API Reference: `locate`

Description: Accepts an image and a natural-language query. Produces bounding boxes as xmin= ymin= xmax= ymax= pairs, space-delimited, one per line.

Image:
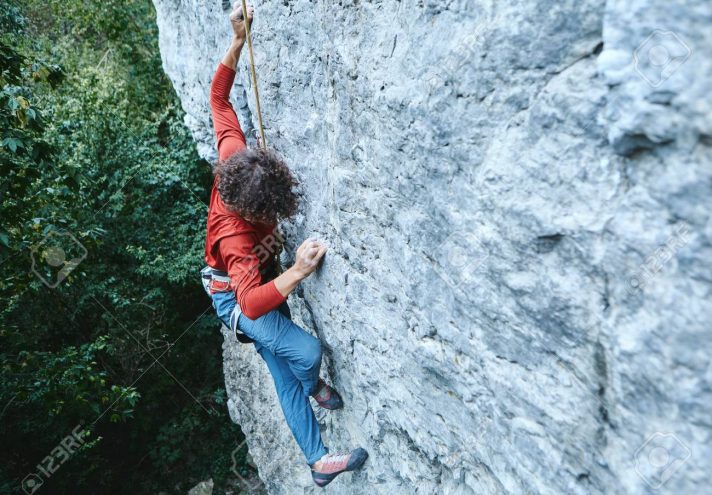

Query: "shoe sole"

xmin=312 ymin=449 xmax=368 ymax=487
xmin=318 ymin=397 xmax=344 ymax=410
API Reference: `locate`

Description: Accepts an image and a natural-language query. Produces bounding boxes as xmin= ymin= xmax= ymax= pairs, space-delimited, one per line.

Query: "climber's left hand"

xmin=230 ymin=2 xmax=254 ymax=40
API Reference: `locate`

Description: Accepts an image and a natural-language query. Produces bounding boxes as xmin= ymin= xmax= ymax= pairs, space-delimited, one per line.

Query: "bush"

xmin=1 ymin=1 xmax=245 ymax=493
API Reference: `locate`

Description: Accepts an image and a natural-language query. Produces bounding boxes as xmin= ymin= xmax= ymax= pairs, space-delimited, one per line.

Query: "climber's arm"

xmin=224 ymin=2 xmax=253 ymax=68
xmin=221 ymin=234 xmax=286 ymax=320
xmin=222 ymin=235 xmax=327 ymax=320
xmin=210 ymin=63 xmax=246 ymax=160
xmin=220 ymin=35 xmax=245 ymax=71
xmin=209 ymin=3 xmax=254 ymax=160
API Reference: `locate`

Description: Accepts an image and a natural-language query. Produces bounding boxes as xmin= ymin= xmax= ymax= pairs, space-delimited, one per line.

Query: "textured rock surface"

xmin=152 ymin=1 xmax=711 ymax=493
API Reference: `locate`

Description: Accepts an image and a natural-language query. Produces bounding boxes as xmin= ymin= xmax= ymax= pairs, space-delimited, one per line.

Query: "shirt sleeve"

xmin=210 ymin=63 xmax=247 ymax=161
xmin=219 ymin=233 xmax=286 ymax=320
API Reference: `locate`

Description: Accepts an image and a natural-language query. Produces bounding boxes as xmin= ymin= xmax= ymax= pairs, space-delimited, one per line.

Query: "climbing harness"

xmin=239 ymin=0 xmax=267 ymax=149
xmin=201 ymin=267 xmax=233 ymax=295
xmin=201 ymin=267 xmax=255 ymax=344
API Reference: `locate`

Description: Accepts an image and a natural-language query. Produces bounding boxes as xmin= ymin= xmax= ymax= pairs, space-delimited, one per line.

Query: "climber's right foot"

xmin=310 ymin=448 xmax=368 ymax=487
xmin=311 ymin=378 xmax=344 ymax=410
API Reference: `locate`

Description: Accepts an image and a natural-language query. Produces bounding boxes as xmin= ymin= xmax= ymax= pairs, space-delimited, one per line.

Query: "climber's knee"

xmin=301 ymin=337 xmax=322 ymax=373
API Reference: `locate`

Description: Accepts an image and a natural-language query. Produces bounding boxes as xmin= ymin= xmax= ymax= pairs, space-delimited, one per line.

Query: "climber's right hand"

xmin=293 ymin=238 xmax=328 ymax=279
xmin=229 ymin=2 xmax=254 ymax=40
xmin=273 ymin=239 xmax=328 ymax=298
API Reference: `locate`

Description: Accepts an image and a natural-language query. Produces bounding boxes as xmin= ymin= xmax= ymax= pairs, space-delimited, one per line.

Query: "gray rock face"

xmin=187 ymin=478 xmax=214 ymax=495
xmin=152 ymin=1 xmax=711 ymax=494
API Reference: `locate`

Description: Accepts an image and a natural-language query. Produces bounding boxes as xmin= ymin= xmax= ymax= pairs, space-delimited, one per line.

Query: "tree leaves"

xmin=1 ymin=1 xmax=240 ymax=493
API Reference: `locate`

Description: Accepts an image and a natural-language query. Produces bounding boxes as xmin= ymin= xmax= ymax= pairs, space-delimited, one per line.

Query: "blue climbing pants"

xmin=207 ymin=282 xmax=328 ymax=465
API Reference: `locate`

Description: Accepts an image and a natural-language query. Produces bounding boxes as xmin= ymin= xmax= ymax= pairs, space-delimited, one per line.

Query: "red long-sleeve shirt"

xmin=204 ymin=63 xmax=285 ymax=319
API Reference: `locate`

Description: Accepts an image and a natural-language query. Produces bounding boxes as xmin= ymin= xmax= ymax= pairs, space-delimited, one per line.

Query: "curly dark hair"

xmin=213 ymin=148 xmax=299 ymax=224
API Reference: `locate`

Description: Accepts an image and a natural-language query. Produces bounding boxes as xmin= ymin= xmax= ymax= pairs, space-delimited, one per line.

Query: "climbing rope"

xmin=239 ymin=0 xmax=267 ymax=149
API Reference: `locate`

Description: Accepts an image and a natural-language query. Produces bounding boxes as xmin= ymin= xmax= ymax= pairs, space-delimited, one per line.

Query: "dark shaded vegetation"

xmin=1 ymin=1 xmax=247 ymax=493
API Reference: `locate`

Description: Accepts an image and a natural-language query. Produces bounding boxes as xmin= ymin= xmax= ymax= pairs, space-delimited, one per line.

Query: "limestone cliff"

xmin=152 ymin=1 xmax=711 ymax=493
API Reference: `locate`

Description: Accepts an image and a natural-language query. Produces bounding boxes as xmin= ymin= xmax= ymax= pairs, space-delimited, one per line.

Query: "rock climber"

xmin=200 ymin=2 xmax=368 ymax=488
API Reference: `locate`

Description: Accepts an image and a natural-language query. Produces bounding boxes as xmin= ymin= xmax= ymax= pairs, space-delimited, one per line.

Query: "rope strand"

xmin=240 ymin=0 xmax=267 ymax=149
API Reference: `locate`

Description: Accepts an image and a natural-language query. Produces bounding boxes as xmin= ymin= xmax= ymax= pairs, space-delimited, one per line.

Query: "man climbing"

xmin=200 ymin=2 xmax=368 ymax=488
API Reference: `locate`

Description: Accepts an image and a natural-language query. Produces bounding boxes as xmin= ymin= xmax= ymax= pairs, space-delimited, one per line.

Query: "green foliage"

xmin=1 ymin=1 xmax=246 ymax=493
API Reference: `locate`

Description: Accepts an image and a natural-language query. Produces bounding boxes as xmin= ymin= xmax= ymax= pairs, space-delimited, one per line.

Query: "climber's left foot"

xmin=311 ymin=448 xmax=368 ymax=487
xmin=311 ymin=378 xmax=343 ymax=410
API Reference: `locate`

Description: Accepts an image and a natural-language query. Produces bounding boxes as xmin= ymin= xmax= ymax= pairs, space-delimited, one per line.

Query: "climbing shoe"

xmin=311 ymin=448 xmax=368 ymax=487
xmin=311 ymin=378 xmax=344 ymax=410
